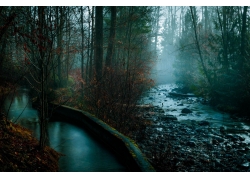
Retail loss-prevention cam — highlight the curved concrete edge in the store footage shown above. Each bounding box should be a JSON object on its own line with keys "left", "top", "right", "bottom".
{"left": 49, "top": 104, "right": 155, "bottom": 172}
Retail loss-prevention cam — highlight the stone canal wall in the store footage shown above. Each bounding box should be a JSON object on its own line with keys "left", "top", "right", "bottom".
{"left": 49, "top": 104, "right": 155, "bottom": 172}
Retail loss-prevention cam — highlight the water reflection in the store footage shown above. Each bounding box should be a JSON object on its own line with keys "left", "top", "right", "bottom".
{"left": 4, "top": 88, "right": 127, "bottom": 172}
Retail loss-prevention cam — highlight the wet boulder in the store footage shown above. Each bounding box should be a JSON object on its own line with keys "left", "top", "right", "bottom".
{"left": 226, "top": 134, "right": 241, "bottom": 142}
{"left": 245, "top": 153, "right": 250, "bottom": 161}
{"left": 161, "top": 115, "right": 178, "bottom": 121}
{"left": 158, "top": 109, "right": 165, "bottom": 113}
{"left": 186, "top": 141, "right": 196, "bottom": 147}
{"left": 212, "top": 139, "right": 219, "bottom": 145}
{"left": 240, "top": 162, "right": 250, "bottom": 169}
{"left": 181, "top": 108, "right": 192, "bottom": 114}
{"left": 233, "top": 135, "right": 242, "bottom": 142}
{"left": 238, "top": 135, "right": 245, "bottom": 141}
{"left": 212, "top": 135, "right": 224, "bottom": 143}
{"left": 195, "top": 127, "right": 204, "bottom": 133}
{"left": 199, "top": 120, "right": 210, "bottom": 126}
{"left": 220, "top": 126, "right": 226, "bottom": 134}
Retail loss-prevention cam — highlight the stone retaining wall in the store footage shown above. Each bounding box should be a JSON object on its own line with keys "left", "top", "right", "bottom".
{"left": 49, "top": 104, "right": 155, "bottom": 172}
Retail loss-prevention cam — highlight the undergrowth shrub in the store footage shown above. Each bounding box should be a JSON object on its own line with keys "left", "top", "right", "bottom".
{"left": 83, "top": 66, "right": 154, "bottom": 137}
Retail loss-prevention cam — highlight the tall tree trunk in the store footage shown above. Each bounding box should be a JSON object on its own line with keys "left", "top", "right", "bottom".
{"left": 105, "top": 6, "right": 117, "bottom": 67}
{"left": 94, "top": 6, "right": 103, "bottom": 81}
{"left": 38, "top": 6, "right": 47, "bottom": 149}
{"left": 56, "top": 7, "right": 64, "bottom": 88}
{"left": 240, "top": 6, "right": 248, "bottom": 71}
{"left": 222, "top": 6, "right": 228, "bottom": 70}
{"left": 190, "top": 6, "right": 211, "bottom": 86}
{"left": 81, "top": 6, "right": 84, "bottom": 95}
{"left": 86, "top": 6, "right": 91, "bottom": 83}
{"left": 125, "top": 7, "right": 133, "bottom": 72}
{"left": 181, "top": 6, "right": 184, "bottom": 35}
{"left": 216, "top": 6, "right": 229, "bottom": 70}
{"left": 204, "top": 6, "right": 208, "bottom": 35}
{"left": 89, "top": 6, "right": 94, "bottom": 81}
{"left": 154, "top": 6, "right": 160, "bottom": 53}
{"left": 66, "top": 7, "right": 70, "bottom": 83}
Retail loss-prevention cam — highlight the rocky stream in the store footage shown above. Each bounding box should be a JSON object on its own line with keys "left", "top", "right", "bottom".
{"left": 133, "top": 84, "right": 250, "bottom": 172}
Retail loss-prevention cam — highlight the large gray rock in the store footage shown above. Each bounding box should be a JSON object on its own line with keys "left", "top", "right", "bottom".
{"left": 199, "top": 120, "right": 210, "bottom": 126}
{"left": 181, "top": 108, "right": 192, "bottom": 114}
{"left": 161, "top": 115, "right": 178, "bottom": 121}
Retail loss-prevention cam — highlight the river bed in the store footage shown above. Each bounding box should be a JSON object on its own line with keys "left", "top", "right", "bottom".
{"left": 140, "top": 83, "right": 250, "bottom": 143}
{"left": 134, "top": 83, "right": 250, "bottom": 171}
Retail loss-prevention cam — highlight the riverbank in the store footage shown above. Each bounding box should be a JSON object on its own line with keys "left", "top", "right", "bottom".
{"left": 0, "top": 117, "right": 60, "bottom": 172}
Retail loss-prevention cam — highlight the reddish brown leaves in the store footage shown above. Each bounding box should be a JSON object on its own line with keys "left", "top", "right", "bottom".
{"left": 0, "top": 120, "right": 60, "bottom": 172}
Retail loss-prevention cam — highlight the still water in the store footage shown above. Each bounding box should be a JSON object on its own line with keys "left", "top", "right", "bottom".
{"left": 4, "top": 88, "right": 127, "bottom": 172}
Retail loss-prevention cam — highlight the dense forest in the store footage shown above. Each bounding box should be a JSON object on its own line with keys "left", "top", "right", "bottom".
{"left": 1, "top": 6, "right": 250, "bottom": 172}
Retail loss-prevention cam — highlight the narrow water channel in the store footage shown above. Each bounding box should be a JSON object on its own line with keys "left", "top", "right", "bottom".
{"left": 4, "top": 88, "right": 127, "bottom": 172}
